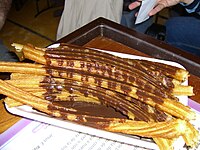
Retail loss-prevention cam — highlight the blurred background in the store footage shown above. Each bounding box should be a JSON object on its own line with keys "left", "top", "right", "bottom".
{"left": 0, "top": 0, "right": 169, "bottom": 51}
{"left": 0, "top": 0, "right": 64, "bottom": 50}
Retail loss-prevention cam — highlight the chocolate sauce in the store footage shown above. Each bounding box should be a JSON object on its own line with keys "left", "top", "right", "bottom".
{"left": 136, "top": 89, "right": 164, "bottom": 104}
{"left": 41, "top": 76, "right": 168, "bottom": 123}
{"left": 45, "top": 51, "right": 173, "bottom": 99}
{"left": 48, "top": 101, "right": 127, "bottom": 119}
{"left": 41, "top": 45, "right": 173, "bottom": 125}
{"left": 45, "top": 48, "right": 169, "bottom": 90}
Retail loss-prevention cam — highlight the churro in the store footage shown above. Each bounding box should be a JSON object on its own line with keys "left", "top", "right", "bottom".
{"left": 0, "top": 43, "right": 198, "bottom": 150}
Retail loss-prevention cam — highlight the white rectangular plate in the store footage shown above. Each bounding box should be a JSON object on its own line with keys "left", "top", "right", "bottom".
{"left": 5, "top": 44, "right": 191, "bottom": 150}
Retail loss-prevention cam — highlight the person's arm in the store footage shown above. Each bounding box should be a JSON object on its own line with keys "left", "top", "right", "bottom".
{"left": 0, "top": 0, "right": 12, "bottom": 30}
{"left": 128, "top": 0, "right": 196, "bottom": 16}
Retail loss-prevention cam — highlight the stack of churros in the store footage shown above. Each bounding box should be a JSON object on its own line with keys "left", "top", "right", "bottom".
{"left": 0, "top": 43, "right": 199, "bottom": 150}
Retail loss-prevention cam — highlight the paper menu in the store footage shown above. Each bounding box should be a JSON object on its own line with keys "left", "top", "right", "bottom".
{"left": 135, "top": 0, "right": 157, "bottom": 24}
{"left": 0, "top": 119, "right": 150, "bottom": 150}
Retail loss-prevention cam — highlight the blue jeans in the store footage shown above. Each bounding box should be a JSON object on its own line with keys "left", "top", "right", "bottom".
{"left": 121, "top": 10, "right": 153, "bottom": 33}
{"left": 165, "top": 16, "right": 200, "bottom": 57}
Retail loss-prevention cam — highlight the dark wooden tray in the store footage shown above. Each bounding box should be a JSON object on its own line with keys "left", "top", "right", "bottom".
{"left": 58, "top": 17, "right": 200, "bottom": 77}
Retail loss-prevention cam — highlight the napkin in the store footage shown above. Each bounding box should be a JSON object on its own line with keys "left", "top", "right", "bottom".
{"left": 135, "top": 0, "right": 157, "bottom": 24}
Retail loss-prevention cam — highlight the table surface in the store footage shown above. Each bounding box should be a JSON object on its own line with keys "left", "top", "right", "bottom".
{"left": 0, "top": 36, "right": 200, "bottom": 134}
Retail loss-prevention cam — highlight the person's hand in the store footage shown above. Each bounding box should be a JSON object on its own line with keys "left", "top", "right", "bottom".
{"left": 128, "top": 0, "right": 194, "bottom": 16}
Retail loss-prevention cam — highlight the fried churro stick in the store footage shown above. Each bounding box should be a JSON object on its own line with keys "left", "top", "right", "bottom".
{"left": 4, "top": 97, "right": 22, "bottom": 107}
{"left": 46, "top": 58, "right": 187, "bottom": 98}
{"left": 60, "top": 43, "right": 189, "bottom": 82}
{"left": 64, "top": 78, "right": 170, "bottom": 121}
{"left": 6, "top": 76, "right": 165, "bottom": 122}
{"left": 183, "top": 120, "right": 200, "bottom": 147}
{"left": 0, "top": 61, "right": 195, "bottom": 120}
{"left": 5, "top": 66, "right": 195, "bottom": 120}
{"left": 153, "top": 138, "right": 174, "bottom": 150}
{"left": 2, "top": 71, "right": 167, "bottom": 122}
{"left": 0, "top": 79, "right": 106, "bottom": 120}
{"left": 3, "top": 78, "right": 174, "bottom": 149}
{"left": 100, "top": 119, "right": 199, "bottom": 145}
{"left": 0, "top": 62, "right": 46, "bottom": 75}
{"left": 173, "top": 85, "right": 194, "bottom": 96}
{"left": 0, "top": 79, "right": 155, "bottom": 123}
{"left": 0, "top": 79, "right": 51, "bottom": 114}
{"left": 0, "top": 79, "right": 199, "bottom": 149}
{"left": 11, "top": 43, "right": 192, "bottom": 98}
{"left": 54, "top": 108, "right": 198, "bottom": 148}
{"left": 10, "top": 73, "right": 40, "bottom": 80}
{"left": 11, "top": 43, "right": 181, "bottom": 90}
{"left": 9, "top": 71, "right": 194, "bottom": 98}
{"left": 6, "top": 71, "right": 194, "bottom": 120}
{"left": 0, "top": 79, "right": 197, "bottom": 140}
{"left": 137, "top": 59, "right": 189, "bottom": 82}
{"left": 4, "top": 91, "right": 101, "bottom": 108}
{"left": 12, "top": 43, "right": 45, "bottom": 63}
{"left": 11, "top": 43, "right": 193, "bottom": 97}
{"left": 44, "top": 49, "right": 171, "bottom": 91}
{"left": 2, "top": 43, "right": 198, "bottom": 149}
{"left": 46, "top": 68, "right": 195, "bottom": 120}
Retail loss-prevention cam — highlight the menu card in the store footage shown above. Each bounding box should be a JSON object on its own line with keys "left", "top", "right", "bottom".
{"left": 0, "top": 119, "right": 151, "bottom": 150}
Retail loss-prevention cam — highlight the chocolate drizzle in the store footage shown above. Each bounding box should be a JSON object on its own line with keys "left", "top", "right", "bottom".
{"left": 48, "top": 101, "right": 127, "bottom": 119}
{"left": 45, "top": 46, "right": 174, "bottom": 98}
{"left": 37, "top": 44, "right": 186, "bottom": 125}
{"left": 41, "top": 76, "right": 168, "bottom": 122}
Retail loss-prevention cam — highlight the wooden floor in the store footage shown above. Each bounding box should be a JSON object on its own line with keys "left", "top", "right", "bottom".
{"left": 0, "top": 0, "right": 63, "bottom": 50}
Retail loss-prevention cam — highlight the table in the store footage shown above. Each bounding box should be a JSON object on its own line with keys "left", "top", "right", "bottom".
{"left": 1, "top": 17, "right": 200, "bottom": 134}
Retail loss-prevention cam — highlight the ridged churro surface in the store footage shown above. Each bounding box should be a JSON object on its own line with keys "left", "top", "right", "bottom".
{"left": 0, "top": 43, "right": 199, "bottom": 150}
